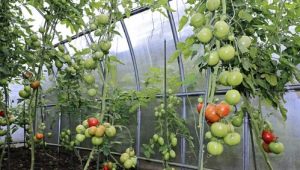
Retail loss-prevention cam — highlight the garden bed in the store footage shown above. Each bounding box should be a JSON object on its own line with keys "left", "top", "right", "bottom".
{"left": 1, "top": 146, "right": 102, "bottom": 170}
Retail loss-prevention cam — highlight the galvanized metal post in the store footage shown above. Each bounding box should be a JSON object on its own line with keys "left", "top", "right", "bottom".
{"left": 120, "top": 19, "right": 142, "bottom": 161}
{"left": 243, "top": 112, "right": 250, "bottom": 170}
{"left": 167, "top": 3, "right": 187, "bottom": 166}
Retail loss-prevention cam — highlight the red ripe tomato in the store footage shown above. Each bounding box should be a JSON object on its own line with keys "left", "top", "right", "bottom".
{"left": 103, "top": 165, "right": 109, "bottom": 170}
{"left": 262, "top": 142, "right": 271, "bottom": 153}
{"left": 88, "top": 117, "right": 99, "bottom": 127}
{"left": 0, "top": 111, "right": 4, "bottom": 117}
{"left": 205, "top": 104, "right": 220, "bottom": 123}
{"left": 216, "top": 103, "right": 230, "bottom": 117}
{"left": 261, "top": 130, "right": 276, "bottom": 144}
{"left": 35, "top": 133, "right": 44, "bottom": 140}
{"left": 197, "top": 102, "right": 203, "bottom": 113}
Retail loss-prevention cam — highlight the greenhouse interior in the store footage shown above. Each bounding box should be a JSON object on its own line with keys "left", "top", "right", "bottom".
{"left": 0, "top": 0, "right": 299, "bottom": 170}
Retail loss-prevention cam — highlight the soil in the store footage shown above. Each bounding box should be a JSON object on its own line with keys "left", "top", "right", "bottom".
{"left": 0, "top": 146, "right": 115, "bottom": 170}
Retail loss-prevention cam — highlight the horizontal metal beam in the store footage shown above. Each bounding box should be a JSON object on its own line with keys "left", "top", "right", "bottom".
{"left": 53, "top": 7, "right": 149, "bottom": 48}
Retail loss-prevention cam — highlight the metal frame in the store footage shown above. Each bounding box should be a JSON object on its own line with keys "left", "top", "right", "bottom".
{"left": 119, "top": 18, "right": 142, "bottom": 161}
{"left": 167, "top": 2, "right": 188, "bottom": 166}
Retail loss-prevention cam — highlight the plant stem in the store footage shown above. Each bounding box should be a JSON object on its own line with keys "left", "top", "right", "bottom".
{"left": 0, "top": 86, "right": 11, "bottom": 170}
{"left": 83, "top": 147, "right": 95, "bottom": 170}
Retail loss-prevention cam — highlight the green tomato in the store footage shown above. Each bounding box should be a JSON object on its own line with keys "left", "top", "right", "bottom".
{"left": 227, "top": 71, "right": 243, "bottom": 86}
{"left": 105, "top": 126, "right": 116, "bottom": 137}
{"left": 84, "top": 58, "right": 97, "bottom": 70}
{"left": 82, "top": 120, "right": 89, "bottom": 128}
{"left": 214, "top": 21, "right": 230, "bottom": 39}
{"left": 99, "top": 41, "right": 112, "bottom": 52}
{"left": 169, "top": 150, "right": 176, "bottom": 158}
{"left": 153, "top": 134, "right": 159, "bottom": 142}
{"left": 207, "top": 51, "right": 219, "bottom": 66}
{"left": 24, "top": 86, "right": 31, "bottom": 93}
{"left": 269, "top": 142, "right": 284, "bottom": 154}
{"left": 87, "top": 88, "right": 97, "bottom": 97}
{"left": 63, "top": 54, "right": 72, "bottom": 63}
{"left": 58, "top": 44, "right": 65, "bottom": 52}
{"left": 158, "top": 137, "right": 164, "bottom": 146}
{"left": 225, "top": 89, "right": 241, "bottom": 105}
{"left": 196, "top": 27, "right": 213, "bottom": 43}
{"left": 76, "top": 125, "right": 86, "bottom": 134}
{"left": 75, "top": 134, "right": 85, "bottom": 143}
{"left": 83, "top": 74, "right": 95, "bottom": 85}
{"left": 210, "top": 122, "right": 228, "bottom": 138}
{"left": 218, "top": 71, "right": 230, "bottom": 86}
{"left": 55, "top": 60, "right": 63, "bottom": 69}
{"left": 206, "top": 0, "right": 220, "bottom": 11}
{"left": 93, "top": 51, "right": 104, "bottom": 60}
{"left": 224, "top": 132, "right": 241, "bottom": 146}
{"left": 207, "top": 141, "right": 223, "bottom": 155}
{"left": 171, "top": 137, "right": 177, "bottom": 147}
{"left": 231, "top": 116, "right": 243, "bottom": 127}
{"left": 218, "top": 45, "right": 235, "bottom": 61}
{"left": 91, "top": 136, "right": 103, "bottom": 146}
{"left": 190, "top": 13, "right": 206, "bottom": 28}
{"left": 120, "top": 153, "right": 130, "bottom": 163}
{"left": 205, "top": 131, "right": 212, "bottom": 139}
{"left": 30, "top": 34, "right": 38, "bottom": 41}
{"left": 19, "top": 90, "right": 30, "bottom": 99}
{"left": 238, "top": 36, "right": 252, "bottom": 49}
{"left": 163, "top": 152, "right": 170, "bottom": 160}
{"left": 124, "top": 159, "right": 133, "bottom": 169}
{"left": 96, "top": 14, "right": 109, "bottom": 25}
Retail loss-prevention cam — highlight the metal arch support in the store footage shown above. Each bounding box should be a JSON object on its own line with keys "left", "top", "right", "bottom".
{"left": 166, "top": 2, "right": 188, "bottom": 166}
{"left": 119, "top": 19, "right": 142, "bottom": 159}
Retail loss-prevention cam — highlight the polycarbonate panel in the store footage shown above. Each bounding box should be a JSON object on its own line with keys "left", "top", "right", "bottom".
{"left": 124, "top": 10, "right": 180, "bottom": 92}
{"left": 110, "top": 22, "right": 136, "bottom": 90}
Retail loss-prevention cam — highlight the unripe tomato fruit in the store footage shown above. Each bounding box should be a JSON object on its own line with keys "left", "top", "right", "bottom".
{"left": 218, "top": 45, "right": 235, "bottom": 61}
{"left": 227, "top": 71, "right": 243, "bottom": 86}
{"left": 225, "top": 90, "right": 241, "bottom": 105}
{"left": 196, "top": 27, "right": 213, "bottom": 43}
{"left": 207, "top": 51, "right": 219, "bottom": 66}
{"left": 214, "top": 21, "right": 230, "bottom": 39}
{"left": 206, "top": 0, "right": 221, "bottom": 11}
{"left": 190, "top": 13, "right": 206, "bottom": 28}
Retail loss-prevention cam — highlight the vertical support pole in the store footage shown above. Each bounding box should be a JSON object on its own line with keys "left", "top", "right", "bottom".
{"left": 249, "top": 115, "right": 258, "bottom": 170}
{"left": 120, "top": 19, "right": 142, "bottom": 162}
{"left": 197, "top": 69, "right": 211, "bottom": 170}
{"left": 163, "top": 39, "right": 168, "bottom": 168}
{"left": 167, "top": 3, "right": 187, "bottom": 166}
{"left": 243, "top": 112, "right": 250, "bottom": 170}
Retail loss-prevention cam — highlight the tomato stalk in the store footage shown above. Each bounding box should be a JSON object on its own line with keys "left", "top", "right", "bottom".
{"left": 242, "top": 96, "right": 273, "bottom": 170}
{"left": 0, "top": 86, "right": 11, "bottom": 170}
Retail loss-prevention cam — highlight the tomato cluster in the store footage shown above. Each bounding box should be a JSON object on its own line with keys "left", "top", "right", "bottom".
{"left": 205, "top": 122, "right": 241, "bottom": 156}
{"left": 119, "top": 147, "right": 137, "bottom": 169}
{"left": 102, "top": 161, "right": 116, "bottom": 170}
{"left": 199, "top": 101, "right": 231, "bottom": 124}
{"left": 74, "top": 118, "right": 116, "bottom": 147}
{"left": 261, "top": 130, "right": 284, "bottom": 154}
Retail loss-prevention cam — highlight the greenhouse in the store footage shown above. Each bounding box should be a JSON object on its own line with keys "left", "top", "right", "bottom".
{"left": 0, "top": 0, "right": 299, "bottom": 170}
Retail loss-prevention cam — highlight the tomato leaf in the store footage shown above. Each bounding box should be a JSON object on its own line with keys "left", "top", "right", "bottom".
{"left": 169, "top": 50, "right": 181, "bottom": 63}
{"left": 238, "top": 10, "right": 253, "bottom": 22}
{"left": 278, "top": 102, "right": 287, "bottom": 121}
{"left": 265, "top": 74, "right": 278, "bottom": 86}
{"left": 178, "top": 16, "right": 188, "bottom": 32}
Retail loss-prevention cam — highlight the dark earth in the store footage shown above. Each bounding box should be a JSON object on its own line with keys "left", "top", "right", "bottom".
{"left": 0, "top": 146, "right": 120, "bottom": 170}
